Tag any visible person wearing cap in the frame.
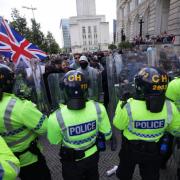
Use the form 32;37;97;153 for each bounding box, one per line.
77;55;101;101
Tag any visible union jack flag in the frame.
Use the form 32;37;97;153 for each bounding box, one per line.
0;16;47;63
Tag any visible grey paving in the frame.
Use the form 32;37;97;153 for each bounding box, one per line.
40;133;178;180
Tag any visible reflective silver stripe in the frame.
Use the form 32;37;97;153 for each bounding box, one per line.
56;110;66;131
4;99;16;131
56;109;96;150
125;103;133;130
166;100;173;124
56;110;68;139
8;132;33;147
6;160;20;175
94;102;102;123
0;163;4;177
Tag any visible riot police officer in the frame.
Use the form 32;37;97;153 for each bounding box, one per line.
47;70;112;180
0;64;51;180
166;77;180;179
113;67;180;180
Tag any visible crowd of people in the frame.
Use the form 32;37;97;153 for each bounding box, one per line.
133;32;175;45
0;49;179;180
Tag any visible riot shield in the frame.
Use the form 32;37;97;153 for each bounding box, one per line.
78;67;103;103
107;51;148;151
107;51;148;116
106;52;123;118
46;73;65;111
13;59;50;114
88;69;104;103
156;46;180;79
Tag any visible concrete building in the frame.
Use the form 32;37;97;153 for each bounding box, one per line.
116;0;180;47
69;0;109;53
60;19;71;52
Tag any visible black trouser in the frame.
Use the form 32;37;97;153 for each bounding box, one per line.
19;152;51;180
61;152;99;180
116;137;161;180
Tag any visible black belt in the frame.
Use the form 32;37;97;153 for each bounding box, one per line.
60;143;96;162
122;136;158;154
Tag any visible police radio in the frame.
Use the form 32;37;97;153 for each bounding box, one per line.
96;132;106;151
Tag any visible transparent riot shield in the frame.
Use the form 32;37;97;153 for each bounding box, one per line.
46;73;65;111
107;51;148;151
106;52;123;118
87;69;104;103
107;51;148;116
13;59;50;114
159;47;180;78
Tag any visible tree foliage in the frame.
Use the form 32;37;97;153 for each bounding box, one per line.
10;8;31;40
46;31;60;54
10;8;60;54
118;41;133;50
108;44;117;50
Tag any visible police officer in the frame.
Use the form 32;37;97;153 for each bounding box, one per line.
166;77;180;179
0;64;51;180
0;136;20;180
166;77;180;112
113;67;180;180
47;70;112;180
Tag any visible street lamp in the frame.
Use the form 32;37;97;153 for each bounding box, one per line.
138;16;144;38
22;5;37;20
121;28;126;42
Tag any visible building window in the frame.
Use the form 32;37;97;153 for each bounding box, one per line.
94;34;98;39
89;41;92;45
94;26;97;33
128;2;130;13
82;35;86;39
88;34;92;39
82;26;86;33
88;26;91;33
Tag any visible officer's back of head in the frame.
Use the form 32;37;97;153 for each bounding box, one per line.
0;64;15;100
134;67;169;113
62;70;88;110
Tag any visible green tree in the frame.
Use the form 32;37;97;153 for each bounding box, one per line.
10;9;60;54
118;41;133;50
46;31;60;54
10;8;31;40
108;44;117;50
30;19;46;51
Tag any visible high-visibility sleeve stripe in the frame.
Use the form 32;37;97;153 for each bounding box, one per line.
4;98;16;131
7;132;33;147
6;160;20;175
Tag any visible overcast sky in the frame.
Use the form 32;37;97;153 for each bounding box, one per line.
0;0;116;47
